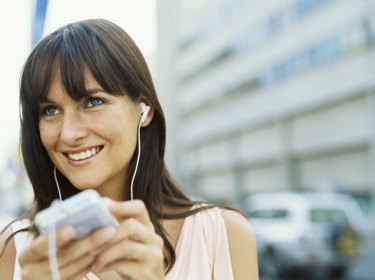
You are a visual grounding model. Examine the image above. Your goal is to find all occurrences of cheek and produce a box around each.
[39,122,57,149]
[113,124,136,147]
[105,108,139,139]
[111,120,138,152]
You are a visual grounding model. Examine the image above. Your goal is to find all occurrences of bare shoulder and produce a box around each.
[0,229,16,280]
[221,209,259,280]
[221,209,254,236]
[221,210,256,250]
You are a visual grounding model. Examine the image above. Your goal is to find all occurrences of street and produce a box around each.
[347,241,375,280]
[260,242,375,280]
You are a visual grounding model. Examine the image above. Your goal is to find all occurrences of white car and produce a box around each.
[242,192,366,278]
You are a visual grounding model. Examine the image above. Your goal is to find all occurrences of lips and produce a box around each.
[65,146,103,161]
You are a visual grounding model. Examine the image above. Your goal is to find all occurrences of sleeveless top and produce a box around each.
[11,207,233,280]
[164,207,233,280]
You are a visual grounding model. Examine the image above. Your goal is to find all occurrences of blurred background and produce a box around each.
[1,0,375,279]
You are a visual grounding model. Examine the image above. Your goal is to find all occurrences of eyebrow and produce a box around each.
[40,97,55,104]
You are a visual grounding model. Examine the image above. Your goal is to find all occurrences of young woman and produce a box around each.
[0,19,258,280]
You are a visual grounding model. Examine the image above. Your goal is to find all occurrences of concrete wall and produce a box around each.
[157,0,375,214]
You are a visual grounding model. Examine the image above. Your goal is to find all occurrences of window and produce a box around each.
[310,208,348,225]
[249,208,289,219]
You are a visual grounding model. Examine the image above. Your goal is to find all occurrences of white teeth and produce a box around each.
[79,152,86,159]
[68,147,100,161]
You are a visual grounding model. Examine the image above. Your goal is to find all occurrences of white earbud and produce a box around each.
[140,102,150,123]
[131,102,150,201]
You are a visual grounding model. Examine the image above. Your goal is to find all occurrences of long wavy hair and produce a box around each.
[4,18,211,272]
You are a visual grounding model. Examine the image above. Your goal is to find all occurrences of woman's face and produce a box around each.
[39,70,141,198]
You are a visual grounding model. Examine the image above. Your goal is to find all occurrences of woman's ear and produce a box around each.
[139,98,154,127]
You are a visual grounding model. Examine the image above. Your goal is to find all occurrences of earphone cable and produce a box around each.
[130,121,142,201]
[48,223,61,280]
[49,167,63,279]
[53,166,63,202]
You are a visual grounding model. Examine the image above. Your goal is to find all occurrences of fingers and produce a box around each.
[111,218,162,246]
[108,199,154,230]
[21,254,93,280]
[93,242,164,279]
[19,226,76,265]
[90,206,165,279]
[58,253,93,279]
[93,218,163,272]
[57,226,116,268]
[19,226,117,280]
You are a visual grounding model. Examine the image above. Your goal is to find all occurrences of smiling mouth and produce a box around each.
[65,146,103,161]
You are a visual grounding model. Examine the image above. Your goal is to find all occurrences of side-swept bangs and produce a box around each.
[21,19,148,118]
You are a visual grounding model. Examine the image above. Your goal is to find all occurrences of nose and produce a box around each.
[60,110,88,145]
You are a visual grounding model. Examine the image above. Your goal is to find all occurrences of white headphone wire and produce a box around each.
[49,166,63,280]
[130,120,142,201]
[53,166,63,202]
[48,223,61,280]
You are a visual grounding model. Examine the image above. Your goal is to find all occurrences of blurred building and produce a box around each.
[0,143,33,218]
[156,0,375,212]
[0,0,45,220]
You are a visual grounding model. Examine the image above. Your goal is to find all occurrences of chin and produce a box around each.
[70,180,102,191]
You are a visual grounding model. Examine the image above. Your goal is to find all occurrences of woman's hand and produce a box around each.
[18,225,116,280]
[92,199,164,280]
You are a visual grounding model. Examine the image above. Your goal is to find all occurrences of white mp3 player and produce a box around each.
[35,189,119,238]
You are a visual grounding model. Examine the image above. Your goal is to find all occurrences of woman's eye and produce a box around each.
[87,97,104,107]
[42,105,59,116]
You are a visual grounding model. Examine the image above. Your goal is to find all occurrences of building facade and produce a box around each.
[156,0,375,214]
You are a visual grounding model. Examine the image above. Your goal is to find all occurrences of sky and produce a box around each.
[0,0,156,168]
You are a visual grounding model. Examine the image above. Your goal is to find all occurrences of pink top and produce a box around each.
[165,207,233,280]
[11,207,233,280]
